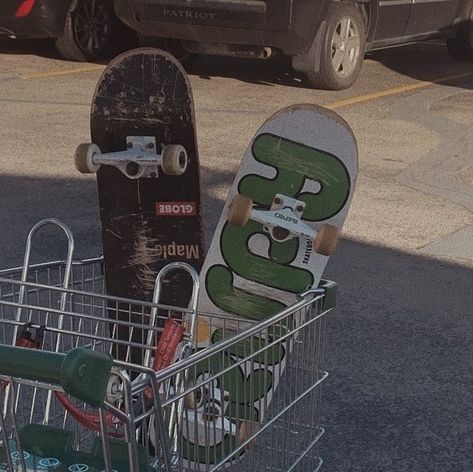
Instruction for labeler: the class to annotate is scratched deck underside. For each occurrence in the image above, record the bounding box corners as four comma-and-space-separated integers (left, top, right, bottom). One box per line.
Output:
90, 48, 203, 325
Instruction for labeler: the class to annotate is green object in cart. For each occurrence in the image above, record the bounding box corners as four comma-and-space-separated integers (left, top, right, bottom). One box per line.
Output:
0, 346, 112, 407
0, 424, 151, 471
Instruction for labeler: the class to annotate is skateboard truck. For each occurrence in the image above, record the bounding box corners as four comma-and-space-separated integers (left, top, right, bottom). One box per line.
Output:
74, 136, 188, 179
227, 193, 340, 256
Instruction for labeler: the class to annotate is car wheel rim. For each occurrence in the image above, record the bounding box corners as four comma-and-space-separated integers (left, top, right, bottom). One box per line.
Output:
331, 16, 361, 78
73, 0, 110, 56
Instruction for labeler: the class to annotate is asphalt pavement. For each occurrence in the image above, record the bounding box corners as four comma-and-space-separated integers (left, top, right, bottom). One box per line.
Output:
0, 39, 472, 471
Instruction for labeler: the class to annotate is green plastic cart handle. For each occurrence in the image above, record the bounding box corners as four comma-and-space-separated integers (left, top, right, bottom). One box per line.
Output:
0, 346, 113, 407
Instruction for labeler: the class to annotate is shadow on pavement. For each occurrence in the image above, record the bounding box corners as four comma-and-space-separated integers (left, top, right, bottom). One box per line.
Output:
188, 55, 310, 88
367, 41, 473, 90
0, 36, 137, 65
187, 41, 473, 91
0, 174, 102, 268
322, 237, 473, 471
3, 37, 472, 91
0, 38, 60, 60
0, 172, 471, 470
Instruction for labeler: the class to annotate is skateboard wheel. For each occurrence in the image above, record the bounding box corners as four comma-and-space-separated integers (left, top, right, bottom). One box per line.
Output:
238, 421, 260, 445
185, 386, 203, 409
106, 374, 122, 405
227, 195, 253, 226
74, 143, 101, 174
185, 392, 197, 409
161, 144, 188, 175
314, 224, 340, 256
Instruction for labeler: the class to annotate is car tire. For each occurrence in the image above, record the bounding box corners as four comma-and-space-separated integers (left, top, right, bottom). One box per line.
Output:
446, 7, 473, 60
305, 3, 366, 90
55, 0, 118, 61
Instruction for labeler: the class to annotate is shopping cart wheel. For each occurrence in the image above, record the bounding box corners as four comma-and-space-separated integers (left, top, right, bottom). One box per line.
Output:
74, 143, 101, 174
314, 224, 339, 256
161, 144, 188, 176
227, 195, 253, 226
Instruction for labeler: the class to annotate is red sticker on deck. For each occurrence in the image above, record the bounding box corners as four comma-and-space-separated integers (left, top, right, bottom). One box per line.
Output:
156, 201, 197, 216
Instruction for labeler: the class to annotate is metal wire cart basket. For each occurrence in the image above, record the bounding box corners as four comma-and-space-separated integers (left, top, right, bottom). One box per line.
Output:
0, 220, 337, 472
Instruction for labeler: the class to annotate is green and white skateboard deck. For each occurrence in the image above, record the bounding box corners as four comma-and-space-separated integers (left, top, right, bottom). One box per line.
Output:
184, 104, 358, 467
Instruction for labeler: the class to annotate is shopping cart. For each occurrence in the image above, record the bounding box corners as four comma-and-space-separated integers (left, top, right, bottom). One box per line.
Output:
0, 219, 337, 472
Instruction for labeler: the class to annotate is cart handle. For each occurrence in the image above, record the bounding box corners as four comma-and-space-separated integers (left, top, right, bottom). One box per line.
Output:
0, 346, 112, 407
300, 279, 337, 311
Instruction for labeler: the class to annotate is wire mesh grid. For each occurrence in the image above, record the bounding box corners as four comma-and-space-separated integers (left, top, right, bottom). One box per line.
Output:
0, 257, 332, 472
154, 290, 329, 472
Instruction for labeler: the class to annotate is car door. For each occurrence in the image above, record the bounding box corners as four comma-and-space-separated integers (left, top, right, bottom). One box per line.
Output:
406, 0, 462, 35
372, 0, 413, 44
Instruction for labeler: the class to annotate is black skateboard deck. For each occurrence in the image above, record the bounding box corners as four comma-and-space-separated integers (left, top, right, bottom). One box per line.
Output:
79, 48, 204, 343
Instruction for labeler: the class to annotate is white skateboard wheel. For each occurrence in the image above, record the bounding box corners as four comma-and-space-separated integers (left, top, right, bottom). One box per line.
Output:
227, 194, 253, 226
74, 143, 101, 174
314, 224, 339, 256
161, 144, 188, 175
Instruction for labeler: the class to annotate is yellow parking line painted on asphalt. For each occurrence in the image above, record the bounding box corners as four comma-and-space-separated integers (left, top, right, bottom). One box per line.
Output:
19, 65, 473, 109
21, 65, 105, 80
326, 70, 473, 109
